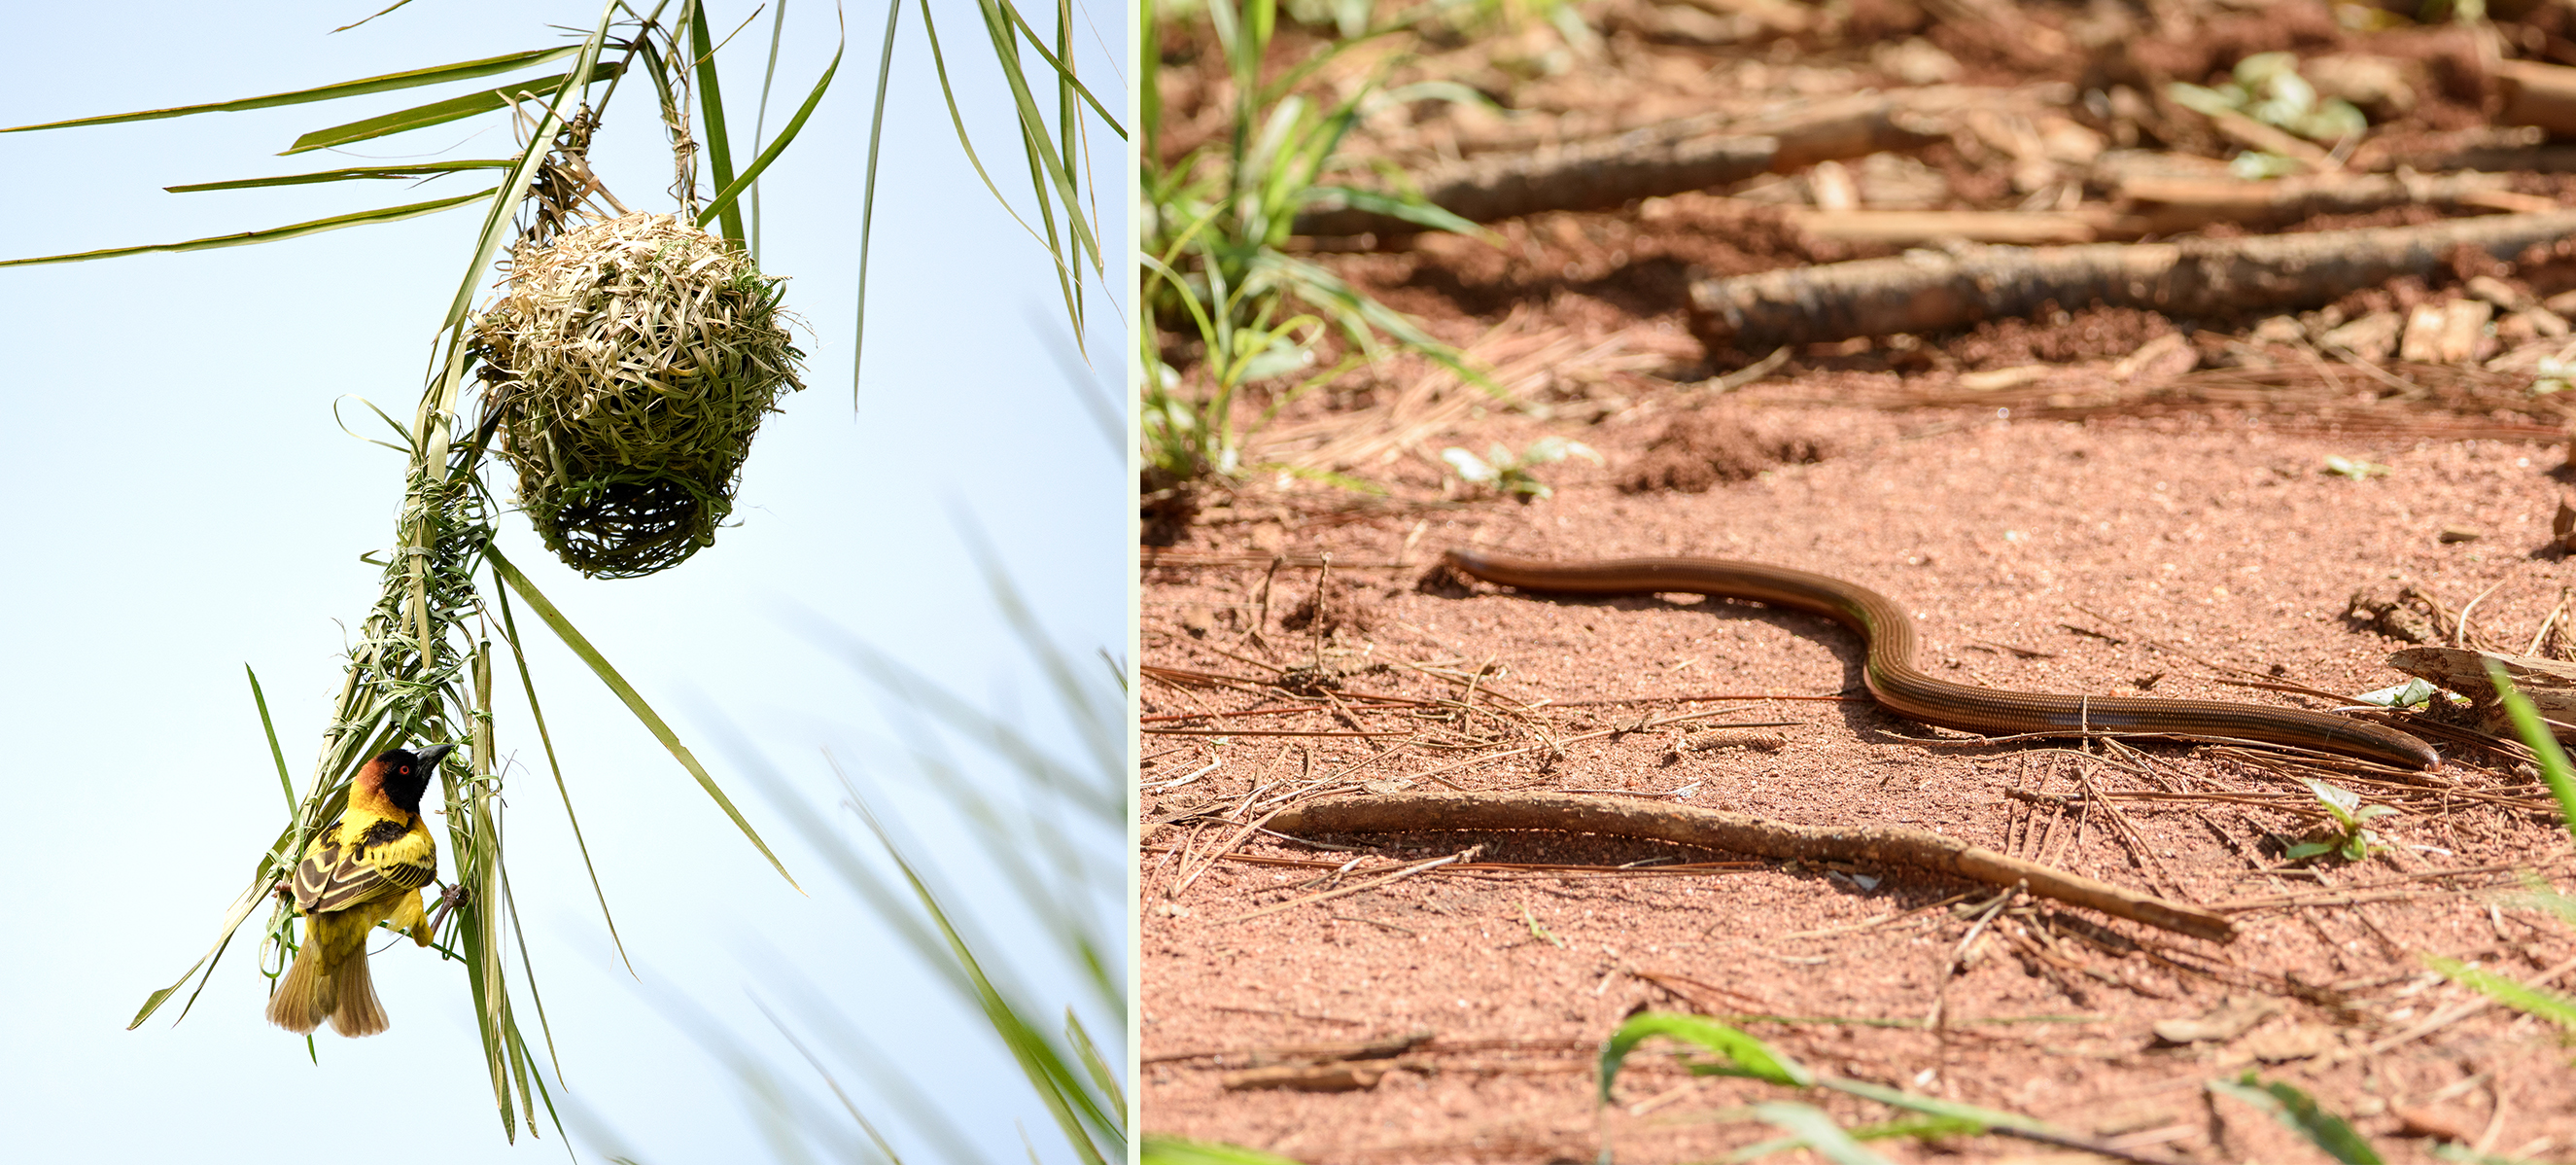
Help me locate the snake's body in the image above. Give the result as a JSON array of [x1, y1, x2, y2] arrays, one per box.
[[1445, 548, 2440, 771]]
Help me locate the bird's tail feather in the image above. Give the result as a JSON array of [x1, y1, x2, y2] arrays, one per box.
[[328, 948, 389, 1038], [265, 942, 328, 1034]]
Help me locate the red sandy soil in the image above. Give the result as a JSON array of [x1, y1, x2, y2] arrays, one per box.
[[1142, 401, 2576, 1163], [1143, 2, 2576, 1161]]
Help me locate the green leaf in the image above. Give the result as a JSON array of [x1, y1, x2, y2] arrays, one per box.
[[2207, 1074, 2384, 1165], [282, 62, 619, 155], [969, 0, 1100, 273], [915, 0, 1082, 306], [2168, 81, 2242, 119], [489, 565, 629, 973], [2486, 662, 2576, 839], [0, 187, 494, 267], [2303, 777, 2361, 822], [433, 0, 621, 339], [848, 792, 1120, 1161], [166, 159, 515, 193], [1599, 1012, 1810, 1106], [2426, 956, 2576, 1030], [485, 544, 799, 892], [1140, 1138, 1306, 1165], [0, 46, 579, 133], [1066, 1008, 1129, 1133], [1302, 184, 1487, 237], [2352, 678, 2437, 709], [331, 0, 421, 33], [696, 16, 841, 234], [747, 0, 792, 261], [1817, 1077, 2059, 1134], [1443, 446, 1496, 484], [1749, 1102, 1895, 1165], [990, 0, 1125, 137], [129, 876, 276, 1029], [853, 0, 901, 400], [244, 665, 296, 816], [687, 0, 745, 244]]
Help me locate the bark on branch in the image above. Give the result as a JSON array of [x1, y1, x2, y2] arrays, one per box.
[[1292, 93, 1946, 237], [1688, 210, 2576, 352]]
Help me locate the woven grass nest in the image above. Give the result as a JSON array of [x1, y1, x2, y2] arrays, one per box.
[[472, 212, 805, 579]]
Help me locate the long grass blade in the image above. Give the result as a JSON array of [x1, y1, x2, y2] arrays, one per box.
[[994, 3, 1083, 349], [332, 0, 420, 33], [0, 187, 494, 267], [2425, 955, 2576, 1029], [1302, 185, 1482, 234], [0, 47, 580, 134], [2206, 1074, 2383, 1165], [743, 945, 1000, 1165], [1064, 1009, 1127, 1127], [830, 639, 1119, 819], [752, 999, 911, 1165], [2487, 663, 2576, 835], [283, 63, 620, 155], [851, 0, 903, 399], [435, 0, 622, 336], [167, 921, 244, 1027], [500, 858, 567, 1126], [1747, 1102, 1894, 1165], [485, 544, 799, 891], [694, 11, 842, 233], [245, 665, 296, 815], [1138, 1138, 1305, 1165], [1139, 0, 1160, 163], [1598, 1012, 1811, 1104], [748, 0, 790, 261], [915, 2, 1082, 297], [687, 0, 746, 244], [1816, 1078, 2058, 1134], [849, 795, 1119, 1162], [168, 159, 516, 192], [992, 0, 1124, 136], [970, 0, 1099, 271], [129, 875, 273, 1028], [490, 567, 630, 972]]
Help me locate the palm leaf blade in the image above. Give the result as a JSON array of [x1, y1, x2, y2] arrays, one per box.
[[0, 46, 579, 133], [0, 187, 495, 267], [485, 545, 799, 891]]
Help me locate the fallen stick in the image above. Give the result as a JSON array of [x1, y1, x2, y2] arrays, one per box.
[[1783, 208, 2106, 246], [1688, 210, 2576, 352], [2385, 646, 2576, 743], [2116, 172, 2552, 234], [1201, 844, 1482, 926], [1266, 791, 2237, 943], [1291, 92, 1945, 236], [2498, 59, 2576, 138], [2359, 143, 2576, 173]]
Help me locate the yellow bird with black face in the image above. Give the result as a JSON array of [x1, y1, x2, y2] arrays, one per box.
[[264, 743, 451, 1038]]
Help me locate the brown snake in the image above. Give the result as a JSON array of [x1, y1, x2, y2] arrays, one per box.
[[1445, 548, 2441, 771]]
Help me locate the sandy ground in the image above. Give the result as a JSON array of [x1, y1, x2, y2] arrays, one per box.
[[1141, 405, 2576, 1162], [1143, 1, 2576, 1159]]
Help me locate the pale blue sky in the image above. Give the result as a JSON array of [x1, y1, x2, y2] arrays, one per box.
[[0, 3, 1127, 1162]]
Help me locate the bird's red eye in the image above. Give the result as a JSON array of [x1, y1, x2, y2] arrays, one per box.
[[400, 766, 412, 775]]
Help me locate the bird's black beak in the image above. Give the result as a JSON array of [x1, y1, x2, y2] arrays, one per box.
[[415, 743, 456, 770]]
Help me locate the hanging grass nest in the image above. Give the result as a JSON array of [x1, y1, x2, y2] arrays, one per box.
[[472, 211, 805, 579]]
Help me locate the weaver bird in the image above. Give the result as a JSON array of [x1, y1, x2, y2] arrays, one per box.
[[265, 743, 453, 1037]]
